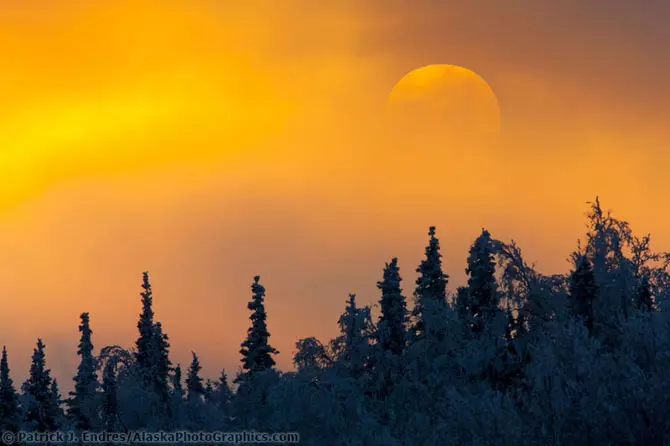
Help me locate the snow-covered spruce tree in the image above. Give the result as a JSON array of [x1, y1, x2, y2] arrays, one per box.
[[68, 312, 99, 430], [150, 322, 171, 406], [377, 257, 408, 356], [331, 293, 373, 379], [183, 352, 206, 429], [411, 226, 449, 342], [22, 339, 60, 431], [133, 272, 172, 426], [186, 352, 204, 402], [0, 347, 21, 433], [369, 257, 408, 407], [237, 276, 279, 381], [233, 276, 280, 429], [213, 369, 234, 413], [466, 229, 501, 335], [568, 255, 598, 335], [135, 271, 156, 382]]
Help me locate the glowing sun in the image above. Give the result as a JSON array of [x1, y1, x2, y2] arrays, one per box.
[[387, 64, 501, 144]]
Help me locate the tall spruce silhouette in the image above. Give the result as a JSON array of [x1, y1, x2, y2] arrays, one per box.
[[136, 272, 155, 378], [0, 347, 21, 433], [68, 312, 99, 430], [186, 352, 204, 402], [412, 226, 449, 340], [466, 229, 500, 334], [22, 339, 59, 431], [134, 272, 172, 426], [237, 276, 278, 380], [333, 293, 371, 378], [377, 258, 408, 356]]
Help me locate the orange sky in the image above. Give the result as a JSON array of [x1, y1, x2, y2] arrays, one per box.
[[1, 0, 669, 387]]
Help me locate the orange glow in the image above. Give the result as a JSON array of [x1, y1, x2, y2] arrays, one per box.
[[0, 1, 668, 387]]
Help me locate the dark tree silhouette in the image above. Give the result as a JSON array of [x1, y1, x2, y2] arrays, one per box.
[[68, 312, 99, 430], [0, 347, 21, 433], [237, 276, 278, 380]]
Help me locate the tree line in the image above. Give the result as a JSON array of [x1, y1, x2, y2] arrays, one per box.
[[0, 198, 669, 445]]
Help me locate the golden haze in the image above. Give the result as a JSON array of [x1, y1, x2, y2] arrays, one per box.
[[0, 1, 668, 387]]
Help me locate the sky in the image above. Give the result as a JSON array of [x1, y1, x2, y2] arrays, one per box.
[[0, 0, 669, 387]]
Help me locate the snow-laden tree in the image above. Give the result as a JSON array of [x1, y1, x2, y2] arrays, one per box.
[[132, 273, 172, 427], [331, 293, 373, 379], [412, 226, 449, 342], [186, 352, 204, 402], [0, 347, 21, 433], [67, 312, 99, 430], [377, 257, 408, 356], [237, 276, 279, 382], [21, 339, 60, 431], [466, 229, 501, 335]]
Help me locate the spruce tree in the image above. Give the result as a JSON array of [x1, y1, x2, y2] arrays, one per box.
[[214, 369, 233, 411], [151, 322, 171, 405], [68, 312, 99, 430], [377, 258, 408, 356], [186, 352, 204, 402], [134, 272, 172, 421], [333, 293, 372, 378], [568, 255, 598, 335], [136, 271, 155, 377], [22, 339, 59, 431], [412, 226, 449, 340], [466, 229, 500, 334], [0, 347, 21, 433], [237, 276, 278, 380]]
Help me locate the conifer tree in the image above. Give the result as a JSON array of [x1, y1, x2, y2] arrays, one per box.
[[134, 272, 172, 422], [568, 255, 598, 335], [237, 276, 278, 380], [214, 369, 233, 411], [412, 226, 449, 340], [332, 293, 372, 378], [151, 322, 172, 406], [377, 258, 408, 356], [466, 229, 500, 334], [68, 312, 98, 430], [22, 339, 59, 431], [0, 347, 21, 433], [186, 352, 204, 402], [136, 272, 155, 377]]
